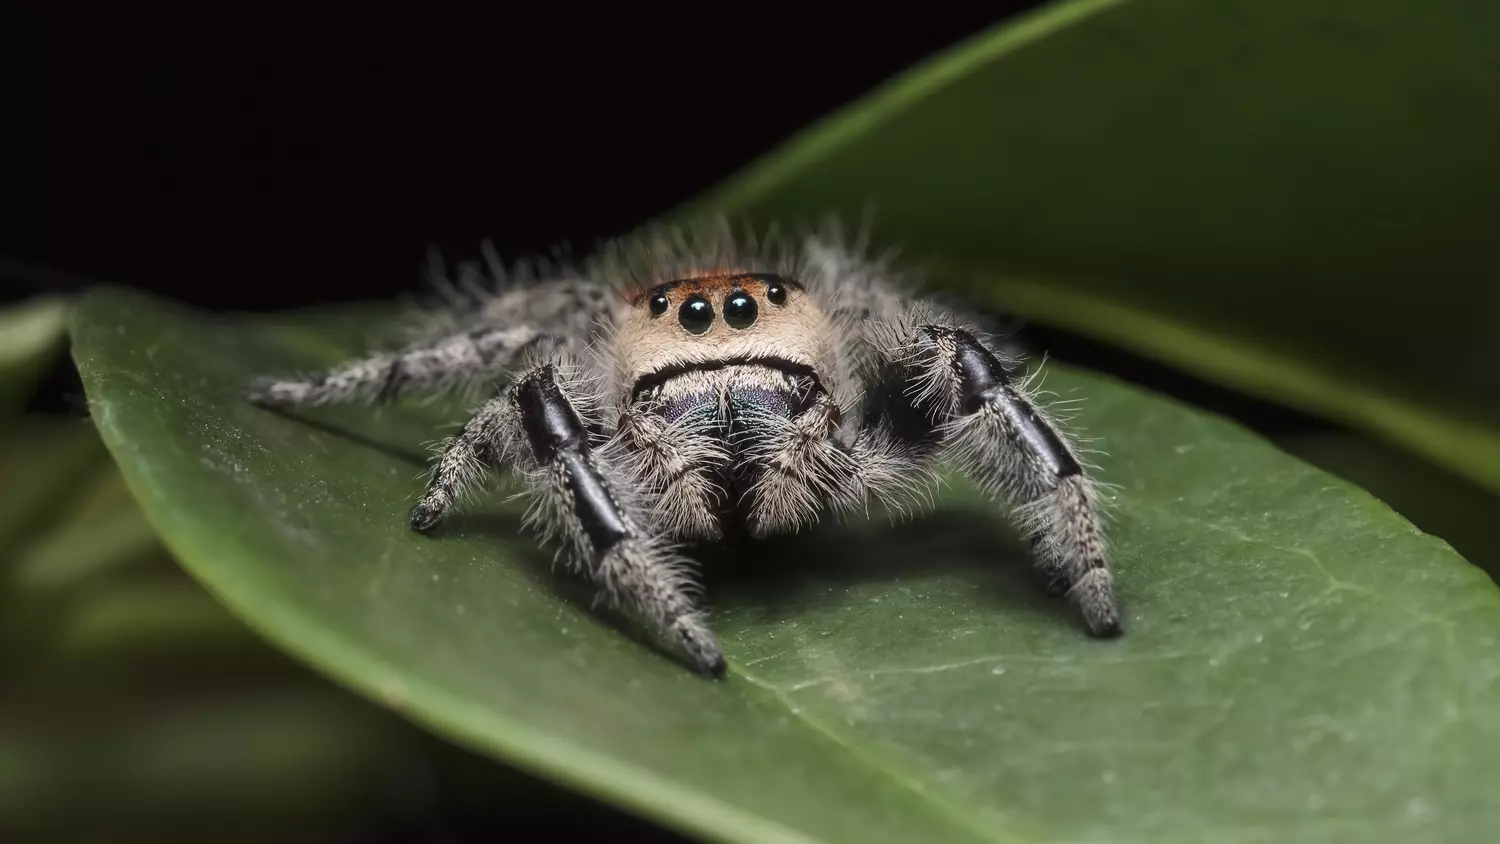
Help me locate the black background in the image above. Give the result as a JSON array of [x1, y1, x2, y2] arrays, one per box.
[[9, 25, 1025, 310]]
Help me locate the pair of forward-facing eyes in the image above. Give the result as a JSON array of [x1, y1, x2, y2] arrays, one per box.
[[645, 280, 790, 335]]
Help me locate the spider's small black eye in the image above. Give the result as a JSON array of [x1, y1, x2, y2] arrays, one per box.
[[647, 289, 670, 317], [766, 282, 788, 306], [723, 289, 758, 330], [678, 295, 714, 334]]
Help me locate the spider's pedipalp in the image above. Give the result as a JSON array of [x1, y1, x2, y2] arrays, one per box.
[[738, 390, 862, 537], [608, 401, 731, 542]]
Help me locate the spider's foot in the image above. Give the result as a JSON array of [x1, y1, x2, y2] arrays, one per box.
[[409, 500, 445, 533], [1072, 569, 1122, 638], [671, 613, 727, 679], [246, 376, 306, 408]]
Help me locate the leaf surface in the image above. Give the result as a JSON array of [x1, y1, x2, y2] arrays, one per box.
[[71, 287, 1500, 843], [1278, 431, 1500, 582]]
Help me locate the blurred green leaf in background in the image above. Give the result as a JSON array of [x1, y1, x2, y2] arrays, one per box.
[[689, 0, 1500, 497], [0, 297, 69, 423]]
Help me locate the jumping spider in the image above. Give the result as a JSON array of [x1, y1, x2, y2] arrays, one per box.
[[247, 221, 1122, 677]]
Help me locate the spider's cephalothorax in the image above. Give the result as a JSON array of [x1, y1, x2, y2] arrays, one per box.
[[247, 221, 1123, 677]]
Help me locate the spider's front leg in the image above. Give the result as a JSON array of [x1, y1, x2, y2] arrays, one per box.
[[903, 323, 1122, 637], [409, 363, 725, 677]]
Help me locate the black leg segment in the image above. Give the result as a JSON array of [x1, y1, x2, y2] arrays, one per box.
[[514, 370, 630, 554], [943, 328, 1082, 479]]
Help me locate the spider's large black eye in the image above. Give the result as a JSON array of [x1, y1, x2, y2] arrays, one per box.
[[766, 282, 788, 306], [647, 288, 670, 317], [723, 289, 758, 329], [678, 295, 714, 334]]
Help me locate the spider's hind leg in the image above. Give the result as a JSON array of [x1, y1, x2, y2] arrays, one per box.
[[247, 322, 544, 408], [247, 278, 613, 408]]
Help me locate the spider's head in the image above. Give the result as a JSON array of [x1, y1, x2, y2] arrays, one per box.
[[614, 272, 834, 387]]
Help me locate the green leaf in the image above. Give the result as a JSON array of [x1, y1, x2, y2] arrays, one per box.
[[1277, 431, 1500, 582], [70, 286, 1500, 843], [0, 685, 419, 839], [0, 295, 69, 421], [7, 459, 166, 598], [0, 418, 108, 561], [682, 0, 1500, 495], [0, 296, 114, 568]]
